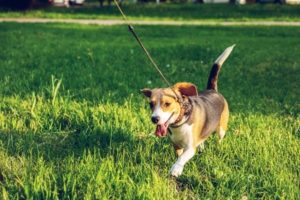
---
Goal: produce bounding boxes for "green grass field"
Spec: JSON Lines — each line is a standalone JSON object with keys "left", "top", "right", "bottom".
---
{"left": 0, "top": 22, "right": 299, "bottom": 199}
{"left": 1, "top": 3, "right": 300, "bottom": 21}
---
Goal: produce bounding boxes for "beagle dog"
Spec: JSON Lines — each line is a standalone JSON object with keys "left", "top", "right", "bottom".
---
{"left": 141, "top": 45, "right": 235, "bottom": 177}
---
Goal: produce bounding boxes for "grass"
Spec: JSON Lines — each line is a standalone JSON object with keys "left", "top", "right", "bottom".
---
{"left": 1, "top": 3, "right": 300, "bottom": 21}
{"left": 0, "top": 22, "right": 299, "bottom": 199}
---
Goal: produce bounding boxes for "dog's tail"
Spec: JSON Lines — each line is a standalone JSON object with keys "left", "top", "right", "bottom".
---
{"left": 206, "top": 44, "right": 235, "bottom": 91}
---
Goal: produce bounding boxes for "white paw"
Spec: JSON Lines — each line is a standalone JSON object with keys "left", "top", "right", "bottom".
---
{"left": 169, "top": 163, "right": 184, "bottom": 177}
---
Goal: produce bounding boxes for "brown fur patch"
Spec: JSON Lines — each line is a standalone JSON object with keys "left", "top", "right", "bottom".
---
{"left": 173, "top": 144, "right": 184, "bottom": 157}
{"left": 191, "top": 109, "right": 206, "bottom": 147}
{"left": 160, "top": 95, "right": 180, "bottom": 112}
{"left": 219, "top": 100, "right": 229, "bottom": 131}
{"left": 148, "top": 89, "right": 181, "bottom": 113}
{"left": 173, "top": 82, "right": 198, "bottom": 96}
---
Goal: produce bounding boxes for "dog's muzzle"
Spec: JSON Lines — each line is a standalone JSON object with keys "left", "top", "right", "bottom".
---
{"left": 151, "top": 116, "right": 160, "bottom": 124}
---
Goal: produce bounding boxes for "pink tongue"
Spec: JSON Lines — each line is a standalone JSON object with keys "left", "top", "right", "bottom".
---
{"left": 155, "top": 124, "right": 167, "bottom": 137}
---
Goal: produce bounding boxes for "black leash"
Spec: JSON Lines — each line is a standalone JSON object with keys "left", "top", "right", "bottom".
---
{"left": 113, "top": 0, "right": 182, "bottom": 103}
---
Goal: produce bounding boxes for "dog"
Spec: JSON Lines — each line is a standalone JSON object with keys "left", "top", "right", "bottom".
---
{"left": 141, "top": 45, "right": 235, "bottom": 177}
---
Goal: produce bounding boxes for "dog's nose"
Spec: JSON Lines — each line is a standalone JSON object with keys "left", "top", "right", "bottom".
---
{"left": 151, "top": 116, "right": 160, "bottom": 124}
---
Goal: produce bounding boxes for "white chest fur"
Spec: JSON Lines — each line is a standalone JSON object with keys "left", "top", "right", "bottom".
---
{"left": 169, "top": 124, "right": 193, "bottom": 149}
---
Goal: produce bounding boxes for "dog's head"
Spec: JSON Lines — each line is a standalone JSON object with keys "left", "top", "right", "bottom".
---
{"left": 141, "top": 82, "right": 198, "bottom": 137}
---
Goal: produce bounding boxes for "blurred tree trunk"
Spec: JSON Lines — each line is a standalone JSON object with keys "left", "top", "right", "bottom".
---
{"left": 194, "top": 0, "right": 204, "bottom": 3}
{"left": 0, "top": 0, "right": 33, "bottom": 10}
{"left": 99, "top": 0, "right": 103, "bottom": 7}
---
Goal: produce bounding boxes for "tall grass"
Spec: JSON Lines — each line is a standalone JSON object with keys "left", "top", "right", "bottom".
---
{"left": 0, "top": 22, "right": 299, "bottom": 199}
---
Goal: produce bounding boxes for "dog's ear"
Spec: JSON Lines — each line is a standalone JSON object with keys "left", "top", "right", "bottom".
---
{"left": 173, "top": 82, "right": 198, "bottom": 96}
{"left": 140, "top": 88, "right": 152, "bottom": 98}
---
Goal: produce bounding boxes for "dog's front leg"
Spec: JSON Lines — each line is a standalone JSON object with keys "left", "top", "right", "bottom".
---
{"left": 170, "top": 147, "right": 195, "bottom": 177}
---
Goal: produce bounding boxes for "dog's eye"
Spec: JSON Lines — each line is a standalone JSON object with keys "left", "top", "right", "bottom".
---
{"left": 164, "top": 102, "right": 171, "bottom": 107}
{"left": 149, "top": 102, "right": 154, "bottom": 109}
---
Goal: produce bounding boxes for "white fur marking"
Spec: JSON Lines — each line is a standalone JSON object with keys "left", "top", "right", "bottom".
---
{"left": 151, "top": 102, "right": 172, "bottom": 125}
{"left": 169, "top": 124, "right": 193, "bottom": 148}
{"left": 170, "top": 148, "right": 195, "bottom": 177}
{"left": 214, "top": 44, "right": 235, "bottom": 66}
{"left": 170, "top": 163, "right": 184, "bottom": 177}
{"left": 169, "top": 124, "right": 195, "bottom": 177}
{"left": 218, "top": 128, "right": 226, "bottom": 143}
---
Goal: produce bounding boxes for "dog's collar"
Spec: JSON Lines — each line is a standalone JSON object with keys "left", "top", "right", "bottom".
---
{"left": 169, "top": 97, "right": 193, "bottom": 129}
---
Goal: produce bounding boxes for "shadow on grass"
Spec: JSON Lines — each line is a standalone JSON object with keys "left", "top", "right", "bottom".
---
{"left": 0, "top": 127, "right": 135, "bottom": 161}
{"left": 175, "top": 176, "right": 201, "bottom": 191}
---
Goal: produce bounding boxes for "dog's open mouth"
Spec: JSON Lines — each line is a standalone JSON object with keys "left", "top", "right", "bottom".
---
{"left": 154, "top": 112, "right": 175, "bottom": 137}
{"left": 155, "top": 123, "right": 169, "bottom": 137}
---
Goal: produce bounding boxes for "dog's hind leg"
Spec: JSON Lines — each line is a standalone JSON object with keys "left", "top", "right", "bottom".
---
{"left": 218, "top": 128, "right": 226, "bottom": 143}
{"left": 218, "top": 100, "right": 229, "bottom": 143}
